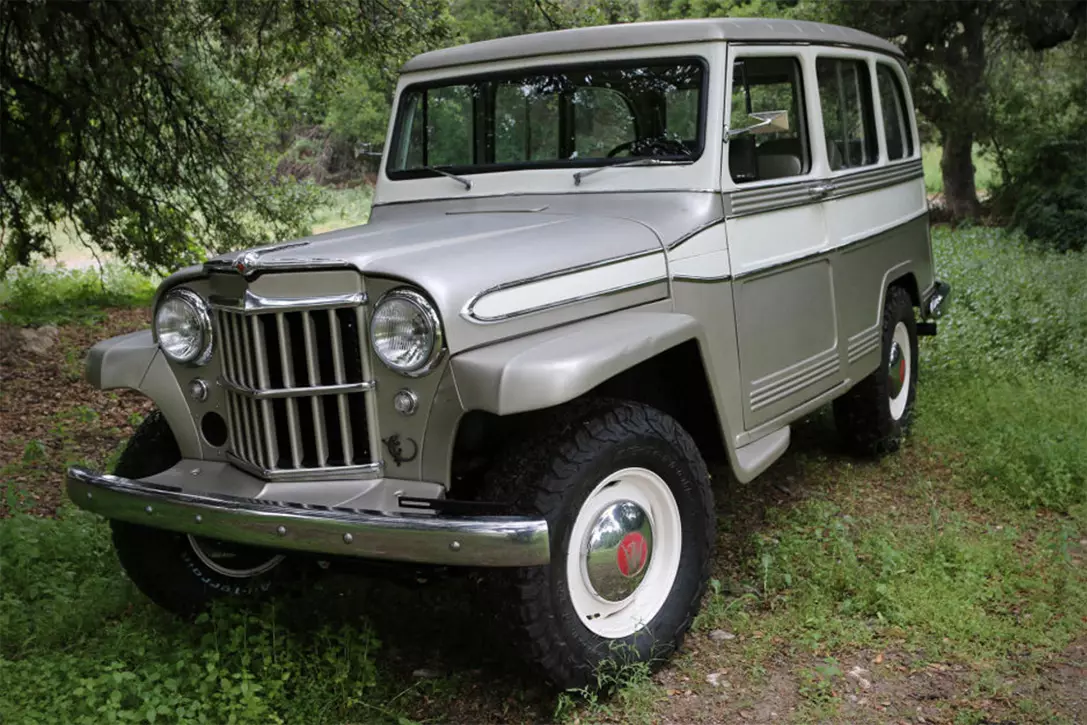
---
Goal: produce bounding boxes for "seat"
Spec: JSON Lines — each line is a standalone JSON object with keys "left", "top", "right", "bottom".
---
{"left": 754, "top": 138, "right": 803, "bottom": 180}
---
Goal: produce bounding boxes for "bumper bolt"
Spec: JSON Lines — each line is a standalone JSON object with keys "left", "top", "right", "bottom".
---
{"left": 343, "top": 533, "right": 353, "bottom": 544}
{"left": 449, "top": 540, "right": 461, "bottom": 552}
{"left": 195, "top": 515, "right": 202, "bottom": 524}
{"left": 145, "top": 505, "right": 153, "bottom": 514}
{"left": 276, "top": 525, "right": 287, "bottom": 537}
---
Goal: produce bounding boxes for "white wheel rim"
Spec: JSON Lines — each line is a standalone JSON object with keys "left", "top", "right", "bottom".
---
{"left": 565, "top": 467, "right": 682, "bottom": 639}
{"left": 187, "top": 535, "right": 285, "bottom": 579}
{"left": 888, "top": 321, "right": 911, "bottom": 421}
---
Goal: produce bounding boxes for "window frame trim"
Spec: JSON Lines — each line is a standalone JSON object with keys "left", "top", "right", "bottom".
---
{"left": 723, "top": 45, "right": 817, "bottom": 188}
{"left": 874, "top": 60, "right": 916, "bottom": 163}
{"left": 384, "top": 55, "right": 711, "bottom": 181}
{"left": 814, "top": 53, "right": 881, "bottom": 173}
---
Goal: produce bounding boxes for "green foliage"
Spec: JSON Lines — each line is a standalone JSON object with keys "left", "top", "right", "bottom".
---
{"left": 917, "top": 227, "right": 1087, "bottom": 509}
{"left": 0, "top": 511, "right": 386, "bottom": 725}
{"left": 308, "top": 187, "right": 374, "bottom": 235}
{"left": 742, "top": 498, "right": 1087, "bottom": 659}
{"left": 0, "top": 263, "right": 155, "bottom": 326}
{"left": 985, "top": 42, "right": 1087, "bottom": 251}
{"left": 0, "top": 0, "right": 450, "bottom": 274}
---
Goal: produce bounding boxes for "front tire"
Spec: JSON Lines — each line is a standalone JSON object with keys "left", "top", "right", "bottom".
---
{"left": 834, "top": 286, "right": 919, "bottom": 455}
{"left": 110, "top": 411, "right": 296, "bottom": 617}
{"left": 485, "top": 400, "right": 714, "bottom": 689}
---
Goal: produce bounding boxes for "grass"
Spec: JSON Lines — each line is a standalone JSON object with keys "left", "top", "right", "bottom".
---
{"left": 307, "top": 185, "right": 373, "bottom": 234}
{"left": 922, "top": 143, "right": 1000, "bottom": 195}
{"left": 1, "top": 225, "right": 1085, "bottom": 723}
{"left": 0, "top": 263, "right": 157, "bottom": 326}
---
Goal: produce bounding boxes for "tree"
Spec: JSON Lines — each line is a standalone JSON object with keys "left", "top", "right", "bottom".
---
{"left": 823, "top": 0, "right": 1085, "bottom": 219}
{"left": 0, "top": 0, "right": 450, "bottom": 274}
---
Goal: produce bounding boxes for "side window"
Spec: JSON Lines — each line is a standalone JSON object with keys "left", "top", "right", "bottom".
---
{"left": 728, "top": 56, "right": 810, "bottom": 184}
{"left": 816, "top": 58, "right": 878, "bottom": 170}
{"left": 876, "top": 64, "right": 914, "bottom": 160}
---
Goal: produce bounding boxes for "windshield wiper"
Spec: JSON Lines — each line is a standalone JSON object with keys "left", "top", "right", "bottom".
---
{"left": 421, "top": 165, "right": 472, "bottom": 190}
{"left": 572, "top": 158, "right": 694, "bottom": 186}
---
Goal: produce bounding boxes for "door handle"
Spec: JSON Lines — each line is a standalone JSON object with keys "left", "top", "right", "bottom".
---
{"left": 808, "top": 183, "right": 837, "bottom": 199}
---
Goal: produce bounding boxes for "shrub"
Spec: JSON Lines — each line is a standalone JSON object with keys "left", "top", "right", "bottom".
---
{"left": 1004, "top": 140, "right": 1087, "bottom": 252}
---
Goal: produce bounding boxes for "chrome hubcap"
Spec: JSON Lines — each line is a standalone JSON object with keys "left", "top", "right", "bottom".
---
{"left": 583, "top": 500, "right": 654, "bottom": 602}
{"left": 887, "top": 340, "right": 906, "bottom": 398}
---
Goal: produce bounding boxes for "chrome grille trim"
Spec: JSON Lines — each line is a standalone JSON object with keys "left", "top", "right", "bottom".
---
{"left": 211, "top": 291, "right": 366, "bottom": 314}
{"left": 218, "top": 378, "right": 375, "bottom": 399}
{"left": 214, "top": 297, "right": 378, "bottom": 482}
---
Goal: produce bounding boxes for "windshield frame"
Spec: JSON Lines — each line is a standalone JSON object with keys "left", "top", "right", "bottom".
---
{"left": 385, "top": 55, "right": 710, "bottom": 182}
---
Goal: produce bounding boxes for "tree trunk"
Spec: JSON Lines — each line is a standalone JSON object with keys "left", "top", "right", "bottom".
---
{"left": 941, "top": 128, "right": 981, "bottom": 219}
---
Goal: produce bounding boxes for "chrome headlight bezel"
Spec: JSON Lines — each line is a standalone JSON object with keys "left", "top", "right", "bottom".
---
{"left": 369, "top": 288, "right": 445, "bottom": 377}
{"left": 154, "top": 287, "right": 213, "bottom": 366}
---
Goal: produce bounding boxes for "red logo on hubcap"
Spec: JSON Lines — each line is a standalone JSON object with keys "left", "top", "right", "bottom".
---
{"left": 898, "top": 358, "right": 907, "bottom": 384}
{"left": 616, "top": 532, "right": 649, "bottom": 578}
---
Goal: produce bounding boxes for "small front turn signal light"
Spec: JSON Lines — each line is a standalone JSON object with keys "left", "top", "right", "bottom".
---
{"left": 188, "top": 378, "right": 209, "bottom": 402}
{"left": 393, "top": 389, "right": 419, "bottom": 416}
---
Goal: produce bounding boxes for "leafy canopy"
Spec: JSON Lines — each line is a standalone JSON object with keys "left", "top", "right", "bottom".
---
{"left": 0, "top": 0, "right": 450, "bottom": 274}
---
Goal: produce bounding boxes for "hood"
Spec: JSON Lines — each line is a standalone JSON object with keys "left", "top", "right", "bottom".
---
{"left": 205, "top": 209, "right": 667, "bottom": 352}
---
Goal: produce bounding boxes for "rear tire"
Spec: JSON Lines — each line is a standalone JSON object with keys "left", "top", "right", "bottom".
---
{"left": 110, "top": 411, "right": 297, "bottom": 617}
{"left": 834, "top": 286, "right": 919, "bottom": 455}
{"left": 483, "top": 400, "right": 714, "bottom": 690}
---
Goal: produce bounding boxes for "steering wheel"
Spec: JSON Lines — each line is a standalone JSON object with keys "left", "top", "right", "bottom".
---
{"left": 606, "top": 137, "right": 691, "bottom": 158}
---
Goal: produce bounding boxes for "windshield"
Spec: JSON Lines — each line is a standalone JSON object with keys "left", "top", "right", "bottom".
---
{"left": 387, "top": 58, "right": 706, "bottom": 179}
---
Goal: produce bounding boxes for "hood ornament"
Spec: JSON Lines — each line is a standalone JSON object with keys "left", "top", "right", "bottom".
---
{"left": 206, "top": 241, "right": 312, "bottom": 278}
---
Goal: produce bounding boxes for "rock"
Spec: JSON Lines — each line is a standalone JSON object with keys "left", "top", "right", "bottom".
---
{"left": 709, "top": 629, "right": 736, "bottom": 642}
{"left": 847, "top": 665, "right": 872, "bottom": 690}
{"left": 412, "top": 668, "right": 442, "bottom": 679}
{"left": 706, "top": 672, "right": 731, "bottom": 688}
{"left": 13, "top": 325, "right": 59, "bottom": 356}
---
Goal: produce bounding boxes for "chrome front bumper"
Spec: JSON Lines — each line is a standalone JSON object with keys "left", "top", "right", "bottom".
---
{"left": 67, "top": 467, "right": 550, "bottom": 567}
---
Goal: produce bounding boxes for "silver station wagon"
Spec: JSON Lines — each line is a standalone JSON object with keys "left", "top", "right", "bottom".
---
{"left": 69, "top": 18, "right": 949, "bottom": 687}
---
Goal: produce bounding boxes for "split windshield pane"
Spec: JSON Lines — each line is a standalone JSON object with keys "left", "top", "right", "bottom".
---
{"left": 388, "top": 59, "right": 706, "bottom": 177}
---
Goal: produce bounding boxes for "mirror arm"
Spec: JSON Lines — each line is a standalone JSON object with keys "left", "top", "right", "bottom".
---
{"left": 724, "top": 116, "right": 774, "bottom": 142}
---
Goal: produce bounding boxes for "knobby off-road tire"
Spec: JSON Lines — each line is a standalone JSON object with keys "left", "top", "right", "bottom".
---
{"left": 834, "top": 286, "right": 919, "bottom": 455}
{"left": 484, "top": 400, "right": 715, "bottom": 690}
{"left": 110, "top": 411, "right": 298, "bottom": 617}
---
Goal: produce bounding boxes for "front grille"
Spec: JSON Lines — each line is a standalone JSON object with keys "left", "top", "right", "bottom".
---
{"left": 214, "top": 303, "right": 377, "bottom": 481}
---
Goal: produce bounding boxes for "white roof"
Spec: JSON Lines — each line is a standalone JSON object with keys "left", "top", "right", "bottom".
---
{"left": 401, "top": 18, "right": 903, "bottom": 73}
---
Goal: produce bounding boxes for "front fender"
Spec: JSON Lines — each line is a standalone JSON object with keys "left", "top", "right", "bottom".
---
{"left": 450, "top": 311, "right": 702, "bottom": 415}
{"left": 86, "top": 330, "right": 201, "bottom": 457}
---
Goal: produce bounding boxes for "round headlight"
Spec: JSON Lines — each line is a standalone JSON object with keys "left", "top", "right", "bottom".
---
{"left": 155, "top": 288, "right": 213, "bottom": 365}
{"left": 370, "top": 289, "right": 444, "bottom": 376}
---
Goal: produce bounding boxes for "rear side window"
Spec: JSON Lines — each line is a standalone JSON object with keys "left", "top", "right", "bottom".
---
{"left": 816, "top": 58, "right": 878, "bottom": 170}
{"left": 876, "top": 64, "right": 914, "bottom": 160}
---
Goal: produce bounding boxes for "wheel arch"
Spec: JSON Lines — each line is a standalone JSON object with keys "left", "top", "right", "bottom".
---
{"left": 446, "top": 312, "right": 736, "bottom": 497}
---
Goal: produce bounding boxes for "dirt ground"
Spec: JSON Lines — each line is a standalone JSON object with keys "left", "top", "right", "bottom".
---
{"left": 1, "top": 310, "right": 1084, "bottom": 724}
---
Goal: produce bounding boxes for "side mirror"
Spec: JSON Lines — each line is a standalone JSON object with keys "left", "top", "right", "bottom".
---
{"left": 726, "top": 110, "right": 789, "bottom": 141}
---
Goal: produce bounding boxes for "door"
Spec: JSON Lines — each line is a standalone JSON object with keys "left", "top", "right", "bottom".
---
{"left": 723, "top": 47, "right": 841, "bottom": 430}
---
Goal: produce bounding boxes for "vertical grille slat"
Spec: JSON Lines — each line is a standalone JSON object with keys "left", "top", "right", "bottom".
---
{"left": 328, "top": 308, "right": 354, "bottom": 466}
{"left": 275, "top": 313, "right": 303, "bottom": 469}
{"left": 215, "top": 295, "right": 374, "bottom": 480}
{"left": 301, "top": 311, "right": 329, "bottom": 468}
{"left": 251, "top": 315, "right": 279, "bottom": 470}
